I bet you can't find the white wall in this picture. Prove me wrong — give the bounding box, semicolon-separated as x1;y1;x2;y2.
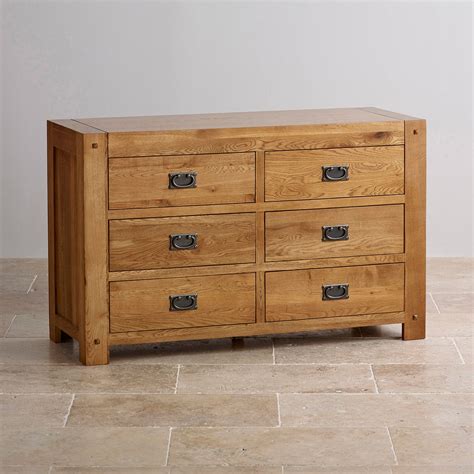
1;1;472;257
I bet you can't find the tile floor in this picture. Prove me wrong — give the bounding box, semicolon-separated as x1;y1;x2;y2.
0;258;473;473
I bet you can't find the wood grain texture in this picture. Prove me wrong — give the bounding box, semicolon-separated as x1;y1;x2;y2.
265;204;404;262
265;146;404;201
109;213;256;271
403;120;427;340
108;152;255;209
110;273;255;332
266;263;405;322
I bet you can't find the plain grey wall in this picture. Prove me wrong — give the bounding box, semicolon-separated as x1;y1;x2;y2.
1;1;472;257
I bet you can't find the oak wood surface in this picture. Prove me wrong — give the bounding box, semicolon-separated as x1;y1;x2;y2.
265;204;404;262
109;213;256;271
265;146;404;201
110;273;255;332
108;152;255;209
266;263;405;322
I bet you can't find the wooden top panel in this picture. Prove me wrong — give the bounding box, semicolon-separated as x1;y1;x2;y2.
72;108;404;133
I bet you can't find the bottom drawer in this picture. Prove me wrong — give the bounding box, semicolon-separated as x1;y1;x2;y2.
266;263;404;322
110;273;255;333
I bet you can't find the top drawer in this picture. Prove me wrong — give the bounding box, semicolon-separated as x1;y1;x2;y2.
265;146;404;202
109;152;255;209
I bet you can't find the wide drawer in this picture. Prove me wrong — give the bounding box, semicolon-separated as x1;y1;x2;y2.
265;146;404;201
266;263;404;322
265;204;404;262
109;213;256;271
110;273;256;332
109;152;255;209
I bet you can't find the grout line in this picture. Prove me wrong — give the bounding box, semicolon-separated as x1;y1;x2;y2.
48;466;53;474
272;339;276;364
165;427;172;466
26;274;38;294
369;365;379;393
63;393;75;427
276;393;282;427
281;465;285;474
429;292;441;314
3;315;17;338
174;365;181;394
451;338;466;364
386;426;399;465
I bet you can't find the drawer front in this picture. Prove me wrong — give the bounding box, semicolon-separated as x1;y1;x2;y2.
265;204;404;262
110;273;256;332
266;263;404;322
265;146;404;202
109;152;255;209
109;213;256;271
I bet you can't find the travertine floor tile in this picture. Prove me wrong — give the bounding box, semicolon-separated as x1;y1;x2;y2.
110;337;273;365
0;313;15;337
1;427;169;467
279;393;473;427
177;364;375;394
431;293;474;313
390;426;473;466
373;364;474;393
391;466;474;473
427;258;473;293
168;427;395;466
274;337;462;364
454;337;473;363
5;313;49;338
1;394;73;428
0;291;49;313
426;294;440;313
51;469;170;473
0;258;47;275
51;468;281;474
284;467;391;473
0;364;177;393
2;467;50;473
68;393;278;427
0;338;79;364
0;274;35;293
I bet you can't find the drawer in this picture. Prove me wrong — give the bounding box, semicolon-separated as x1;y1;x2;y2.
108;152;255;209
265;146;404;201
265;204;404;262
109;213;256;271
266;263;404;322
110;273;256;332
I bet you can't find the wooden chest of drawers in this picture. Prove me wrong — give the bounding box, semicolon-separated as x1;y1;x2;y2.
47;108;426;365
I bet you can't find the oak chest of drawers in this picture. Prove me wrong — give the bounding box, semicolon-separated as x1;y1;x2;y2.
47;108;426;365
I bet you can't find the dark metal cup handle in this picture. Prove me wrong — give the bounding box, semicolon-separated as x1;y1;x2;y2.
169;172;197;189
322;225;349;241
322;284;349;300
169;294;198;311
170;233;198;250
322;165;349;181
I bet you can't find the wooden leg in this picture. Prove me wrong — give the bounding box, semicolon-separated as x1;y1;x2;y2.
79;337;109;366
50;325;71;343
403;312;426;340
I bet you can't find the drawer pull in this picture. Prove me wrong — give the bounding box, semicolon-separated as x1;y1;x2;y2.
169;172;197;189
170;233;198;250
169;294;198;311
322;165;349;181
322;225;349;241
322;284;349;300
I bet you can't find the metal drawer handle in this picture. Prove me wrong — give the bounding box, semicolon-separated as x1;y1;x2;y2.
169;294;198;311
169;172;197;189
322;225;349;241
322;165;349;181
322;284;349;300
170;233;198;250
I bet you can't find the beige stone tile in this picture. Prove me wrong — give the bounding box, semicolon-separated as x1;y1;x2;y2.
68;393;278;427
0;313;15;337
0;290;49;313
426;294;440;313
0;258;47;275
0;364;177;393
169;427;395;466
1;427;169;467
427;258;473;293
5;313;49;338
52;468;280;474
454;337;473;363
285;467;391;473
390;426;473;466
52;469;169;473
110;337;273;365
373;364;474;393
391;467;474;473
279;393;473;427
0;338;79;364
1;393;73;429
177;364;375;394
431;293;474;313
2;467;50;473
0;274;35;293
274;337;462;364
